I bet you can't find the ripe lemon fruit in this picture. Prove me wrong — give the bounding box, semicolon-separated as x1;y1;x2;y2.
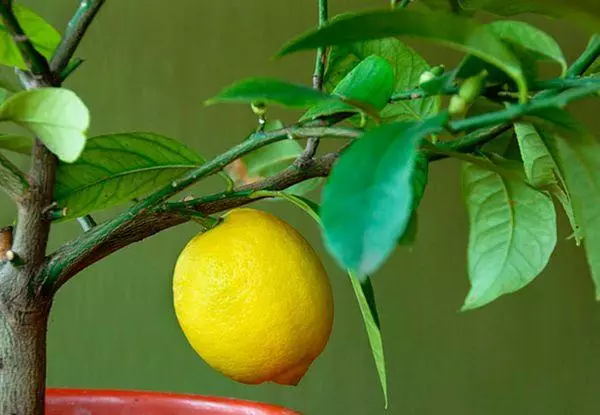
173;208;334;385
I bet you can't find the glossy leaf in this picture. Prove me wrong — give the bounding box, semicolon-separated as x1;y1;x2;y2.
398;212;418;247
271;193;388;408
540;117;600;299
459;0;600;30
488;21;567;74
205;77;335;109
515;122;581;242
55;132;204;218
0;5;61;69
0;133;32;155
321;112;448;277
349;272;388;409
514;123;557;188
324;38;439;123
462;161;557;309
0;88;89;162
301;55;395;122
278;9;527;101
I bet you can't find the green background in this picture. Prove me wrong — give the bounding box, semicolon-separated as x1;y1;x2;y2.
2;1;600;414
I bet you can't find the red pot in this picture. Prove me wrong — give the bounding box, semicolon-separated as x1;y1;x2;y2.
46;388;301;414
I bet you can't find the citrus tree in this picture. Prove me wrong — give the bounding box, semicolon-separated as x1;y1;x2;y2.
0;0;599;413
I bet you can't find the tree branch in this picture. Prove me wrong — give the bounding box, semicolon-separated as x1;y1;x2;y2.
43;153;339;291
0;151;27;201
390;76;600;103
11;139;57;277
299;0;329;164
0;2;57;285
50;0;106;76
0;1;53;85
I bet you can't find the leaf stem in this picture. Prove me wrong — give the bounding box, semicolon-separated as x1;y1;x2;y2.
50;0;106;77
0;1;53;85
566;34;600;78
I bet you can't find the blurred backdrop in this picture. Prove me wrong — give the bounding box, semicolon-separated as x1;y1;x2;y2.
2;1;599;414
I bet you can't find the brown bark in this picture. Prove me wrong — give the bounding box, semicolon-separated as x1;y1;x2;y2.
0;286;50;415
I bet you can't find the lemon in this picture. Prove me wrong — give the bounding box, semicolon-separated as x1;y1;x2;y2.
173;208;334;385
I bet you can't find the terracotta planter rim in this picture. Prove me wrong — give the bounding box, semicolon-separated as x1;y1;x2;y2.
46;387;301;414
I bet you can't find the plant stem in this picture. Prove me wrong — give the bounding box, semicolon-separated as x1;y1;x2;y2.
300;0;329;164
50;0;106;76
566;34;600;77
0;1;53;85
312;0;328;91
390;76;600;102
427;124;512;161
448;83;599;133
0;151;27;201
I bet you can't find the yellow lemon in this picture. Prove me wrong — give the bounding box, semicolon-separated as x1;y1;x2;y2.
173;208;334;385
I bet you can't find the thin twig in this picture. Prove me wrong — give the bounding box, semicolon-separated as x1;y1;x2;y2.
390;76;600;103
50;0;106;77
0;1;54;85
427;124;512;161
299;0;329;164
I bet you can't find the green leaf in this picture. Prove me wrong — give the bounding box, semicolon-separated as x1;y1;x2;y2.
278;9;527;102
232;120;321;196
321;112;448;277
265;192;388;409
487;21;567;75
322;38;441;125
539;117;600;299
398;212;418;247
411;153;429;209
205;77;335;109
515;122;581;242
349;272;388;409
0;88;89;162
0;133;32;155
301;55;395;122
55;132;205;219
514;123;557;188
462;161;557;310
459;0;600;30
0;5;61;69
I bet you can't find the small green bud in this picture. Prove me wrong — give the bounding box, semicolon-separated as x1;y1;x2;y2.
458;70;488;103
418;70;435;86
251;101;267;116
430;65;445;77
448;95;468;115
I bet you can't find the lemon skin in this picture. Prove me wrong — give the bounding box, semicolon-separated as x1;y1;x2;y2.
173;208;334;385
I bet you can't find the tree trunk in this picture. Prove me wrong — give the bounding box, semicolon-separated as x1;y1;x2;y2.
0;297;50;415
